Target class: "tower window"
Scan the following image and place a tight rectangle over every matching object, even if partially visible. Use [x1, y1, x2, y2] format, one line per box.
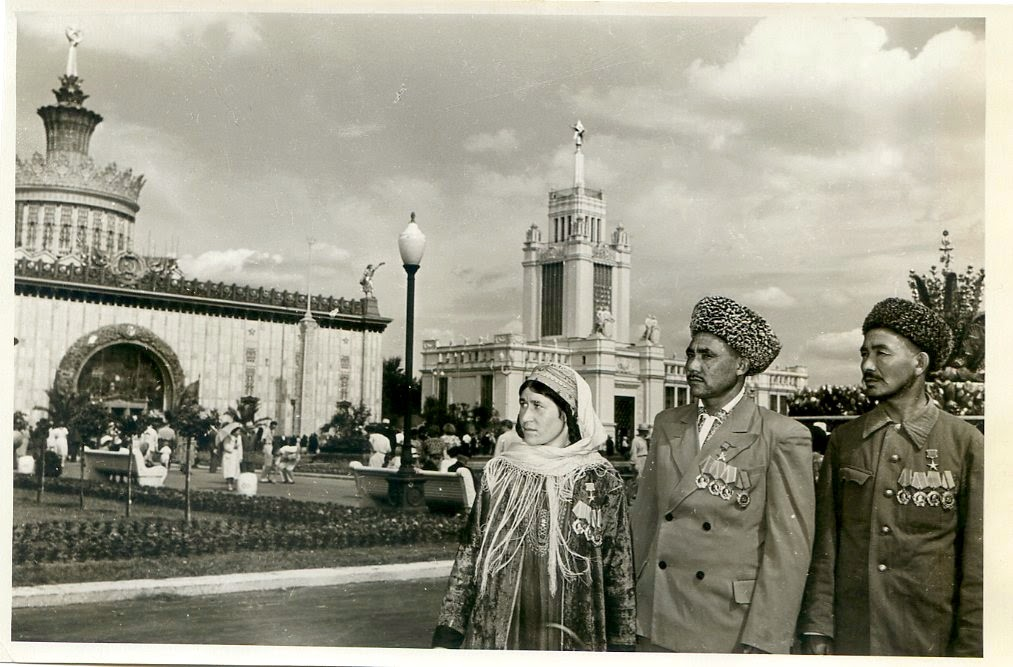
[42, 206, 55, 249]
[26, 205, 38, 247]
[15, 203, 23, 247]
[593, 263, 613, 312]
[541, 262, 563, 337]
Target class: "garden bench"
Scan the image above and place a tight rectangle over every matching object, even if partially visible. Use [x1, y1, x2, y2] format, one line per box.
[348, 462, 476, 512]
[82, 446, 168, 487]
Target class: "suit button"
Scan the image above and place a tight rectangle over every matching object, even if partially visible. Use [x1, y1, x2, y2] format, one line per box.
[878, 564, 888, 572]
[884, 489, 894, 498]
[658, 561, 667, 570]
[695, 571, 705, 580]
[702, 522, 711, 531]
[664, 513, 674, 521]
[889, 454, 900, 463]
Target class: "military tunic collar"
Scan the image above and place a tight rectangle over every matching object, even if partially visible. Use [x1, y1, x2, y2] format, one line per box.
[861, 397, 939, 450]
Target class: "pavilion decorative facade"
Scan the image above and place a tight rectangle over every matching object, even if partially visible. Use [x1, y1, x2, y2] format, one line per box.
[13, 34, 388, 435]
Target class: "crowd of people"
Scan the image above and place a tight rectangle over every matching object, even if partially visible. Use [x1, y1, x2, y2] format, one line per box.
[429, 295, 982, 657]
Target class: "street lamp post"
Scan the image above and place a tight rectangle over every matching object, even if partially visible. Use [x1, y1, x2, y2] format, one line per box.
[388, 212, 428, 511]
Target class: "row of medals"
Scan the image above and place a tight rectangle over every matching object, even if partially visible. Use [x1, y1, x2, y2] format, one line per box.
[695, 451, 751, 508]
[896, 448, 956, 510]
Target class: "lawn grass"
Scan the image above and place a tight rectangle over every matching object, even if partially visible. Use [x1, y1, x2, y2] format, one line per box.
[13, 488, 462, 587]
[13, 542, 461, 587]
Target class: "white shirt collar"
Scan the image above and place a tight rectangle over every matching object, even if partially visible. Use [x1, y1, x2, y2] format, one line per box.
[697, 384, 746, 417]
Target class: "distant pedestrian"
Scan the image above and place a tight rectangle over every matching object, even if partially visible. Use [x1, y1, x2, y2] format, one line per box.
[420, 425, 446, 471]
[260, 420, 278, 483]
[219, 422, 243, 492]
[630, 425, 650, 475]
[368, 426, 392, 467]
[277, 441, 301, 484]
[493, 420, 523, 457]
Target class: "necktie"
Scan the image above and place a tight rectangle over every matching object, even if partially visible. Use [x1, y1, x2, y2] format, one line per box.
[697, 407, 728, 449]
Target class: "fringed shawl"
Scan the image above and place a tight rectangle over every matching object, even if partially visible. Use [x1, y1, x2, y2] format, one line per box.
[474, 366, 608, 596]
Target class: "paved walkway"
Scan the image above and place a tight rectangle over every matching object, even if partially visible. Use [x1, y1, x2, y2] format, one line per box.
[13, 560, 454, 608]
[11, 575, 448, 647]
[160, 465, 361, 506]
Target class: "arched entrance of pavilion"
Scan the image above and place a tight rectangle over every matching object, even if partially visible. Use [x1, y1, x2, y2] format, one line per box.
[55, 323, 186, 415]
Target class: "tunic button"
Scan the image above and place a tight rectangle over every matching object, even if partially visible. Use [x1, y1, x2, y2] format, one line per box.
[881, 525, 891, 534]
[695, 571, 705, 580]
[658, 561, 667, 570]
[889, 454, 900, 463]
[878, 564, 888, 572]
[702, 522, 712, 531]
[884, 489, 895, 498]
[664, 513, 674, 521]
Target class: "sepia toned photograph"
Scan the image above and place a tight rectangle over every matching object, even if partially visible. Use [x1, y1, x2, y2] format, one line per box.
[4, 1, 1007, 664]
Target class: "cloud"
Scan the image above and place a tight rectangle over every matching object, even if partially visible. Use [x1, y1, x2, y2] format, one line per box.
[19, 13, 265, 58]
[312, 242, 353, 264]
[741, 287, 797, 309]
[805, 328, 864, 360]
[685, 18, 984, 147]
[464, 128, 519, 154]
[178, 248, 290, 283]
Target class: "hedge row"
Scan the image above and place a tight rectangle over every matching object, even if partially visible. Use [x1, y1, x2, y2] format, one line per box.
[13, 513, 463, 564]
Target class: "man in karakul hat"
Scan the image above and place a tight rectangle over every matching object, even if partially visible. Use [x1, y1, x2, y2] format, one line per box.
[798, 298, 982, 657]
[631, 296, 815, 653]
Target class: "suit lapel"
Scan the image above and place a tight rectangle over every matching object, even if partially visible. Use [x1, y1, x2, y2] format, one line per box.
[663, 398, 759, 514]
[699, 399, 758, 465]
[667, 409, 698, 480]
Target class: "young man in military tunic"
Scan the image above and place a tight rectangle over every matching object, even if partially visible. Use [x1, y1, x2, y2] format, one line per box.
[799, 298, 983, 656]
[631, 296, 815, 653]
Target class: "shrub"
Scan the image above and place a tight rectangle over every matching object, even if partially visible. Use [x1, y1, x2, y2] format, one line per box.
[13, 477, 466, 564]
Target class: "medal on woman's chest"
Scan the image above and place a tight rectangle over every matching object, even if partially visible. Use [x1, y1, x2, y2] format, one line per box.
[571, 482, 604, 546]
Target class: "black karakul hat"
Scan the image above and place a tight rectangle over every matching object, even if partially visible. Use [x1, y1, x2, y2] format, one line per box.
[690, 296, 781, 375]
[862, 298, 953, 371]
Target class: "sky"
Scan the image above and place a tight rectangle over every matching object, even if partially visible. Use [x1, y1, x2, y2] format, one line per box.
[13, 8, 986, 387]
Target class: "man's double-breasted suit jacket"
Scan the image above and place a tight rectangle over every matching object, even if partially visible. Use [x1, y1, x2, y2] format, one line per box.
[630, 399, 815, 653]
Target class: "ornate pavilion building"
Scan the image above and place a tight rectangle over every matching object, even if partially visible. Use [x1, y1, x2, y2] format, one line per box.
[14, 36, 388, 435]
[419, 126, 808, 442]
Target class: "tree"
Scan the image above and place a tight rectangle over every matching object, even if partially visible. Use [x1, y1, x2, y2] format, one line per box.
[323, 401, 371, 440]
[908, 230, 985, 380]
[36, 379, 108, 459]
[381, 356, 422, 421]
[236, 395, 261, 424]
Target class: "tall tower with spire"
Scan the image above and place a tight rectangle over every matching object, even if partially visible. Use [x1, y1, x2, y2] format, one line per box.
[15, 28, 145, 263]
[522, 122, 632, 342]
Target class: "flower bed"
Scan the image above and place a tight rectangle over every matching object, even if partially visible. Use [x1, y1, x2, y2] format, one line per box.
[13, 477, 466, 564]
[14, 514, 463, 564]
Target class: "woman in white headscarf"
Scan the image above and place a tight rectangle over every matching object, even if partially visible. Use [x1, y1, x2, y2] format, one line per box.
[433, 362, 636, 651]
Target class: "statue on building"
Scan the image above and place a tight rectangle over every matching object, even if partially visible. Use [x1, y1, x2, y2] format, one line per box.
[65, 27, 82, 78]
[592, 305, 614, 338]
[641, 313, 661, 345]
[572, 119, 585, 148]
[359, 262, 385, 298]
